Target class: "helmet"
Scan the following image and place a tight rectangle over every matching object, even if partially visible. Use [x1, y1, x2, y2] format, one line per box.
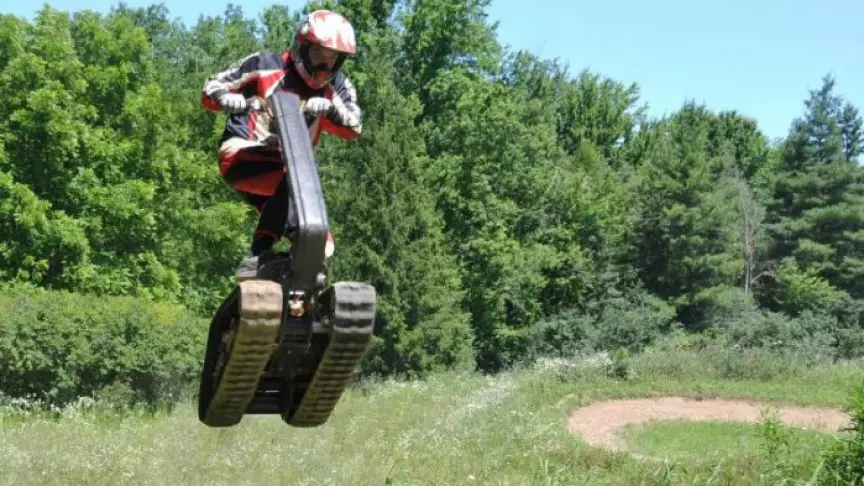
[291, 10, 357, 89]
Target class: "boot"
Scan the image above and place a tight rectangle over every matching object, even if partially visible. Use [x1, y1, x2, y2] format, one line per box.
[235, 253, 259, 281]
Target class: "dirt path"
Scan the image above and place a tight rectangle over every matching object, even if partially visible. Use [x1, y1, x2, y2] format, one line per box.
[566, 396, 851, 452]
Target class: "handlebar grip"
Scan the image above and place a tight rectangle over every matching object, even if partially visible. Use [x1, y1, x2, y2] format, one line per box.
[247, 97, 263, 112]
[247, 96, 306, 114]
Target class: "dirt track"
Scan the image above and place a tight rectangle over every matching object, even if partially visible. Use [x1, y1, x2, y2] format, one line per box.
[566, 396, 851, 452]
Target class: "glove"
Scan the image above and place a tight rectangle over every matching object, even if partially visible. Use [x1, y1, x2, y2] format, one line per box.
[304, 97, 333, 116]
[218, 93, 248, 114]
[329, 95, 362, 130]
[334, 106, 361, 129]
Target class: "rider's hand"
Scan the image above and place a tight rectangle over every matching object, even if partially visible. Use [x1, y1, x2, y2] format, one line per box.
[304, 97, 333, 116]
[327, 94, 362, 130]
[218, 93, 248, 114]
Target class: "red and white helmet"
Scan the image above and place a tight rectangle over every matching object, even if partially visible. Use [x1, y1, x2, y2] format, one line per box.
[291, 10, 357, 89]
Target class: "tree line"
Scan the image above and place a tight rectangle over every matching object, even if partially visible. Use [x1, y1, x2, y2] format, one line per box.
[1, 0, 862, 377]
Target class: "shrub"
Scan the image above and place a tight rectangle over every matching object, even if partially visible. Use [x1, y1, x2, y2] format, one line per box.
[820, 381, 864, 485]
[523, 288, 676, 361]
[0, 287, 207, 409]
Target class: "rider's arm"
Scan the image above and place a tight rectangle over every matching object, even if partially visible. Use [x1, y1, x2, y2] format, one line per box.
[201, 51, 282, 111]
[321, 73, 362, 140]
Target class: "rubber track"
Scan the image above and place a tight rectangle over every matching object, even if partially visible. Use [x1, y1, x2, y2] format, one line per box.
[202, 280, 283, 427]
[286, 282, 376, 427]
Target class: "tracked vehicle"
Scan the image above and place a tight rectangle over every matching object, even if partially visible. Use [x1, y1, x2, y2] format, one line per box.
[197, 91, 377, 428]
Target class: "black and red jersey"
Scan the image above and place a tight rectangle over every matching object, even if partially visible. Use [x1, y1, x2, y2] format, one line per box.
[201, 50, 362, 147]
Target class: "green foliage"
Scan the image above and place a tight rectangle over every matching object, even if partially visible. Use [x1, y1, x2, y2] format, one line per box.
[0, 287, 205, 409]
[773, 258, 847, 315]
[0, 0, 862, 386]
[524, 287, 676, 362]
[820, 381, 864, 484]
[0, 171, 90, 286]
[762, 76, 864, 311]
[626, 104, 755, 324]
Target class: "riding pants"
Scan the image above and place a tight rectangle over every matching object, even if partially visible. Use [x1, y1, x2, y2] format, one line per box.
[218, 137, 334, 259]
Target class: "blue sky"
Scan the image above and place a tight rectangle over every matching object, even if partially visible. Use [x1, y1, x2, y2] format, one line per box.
[4, 0, 863, 140]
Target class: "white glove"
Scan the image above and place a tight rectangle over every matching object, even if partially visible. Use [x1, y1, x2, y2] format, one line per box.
[304, 97, 333, 116]
[218, 93, 248, 113]
[335, 106, 361, 129]
[329, 95, 362, 129]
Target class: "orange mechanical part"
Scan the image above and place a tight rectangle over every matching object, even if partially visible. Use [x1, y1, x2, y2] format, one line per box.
[289, 296, 305, 317]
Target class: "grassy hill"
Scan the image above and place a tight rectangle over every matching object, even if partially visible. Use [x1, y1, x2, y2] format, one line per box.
[2, 336, 862, 485]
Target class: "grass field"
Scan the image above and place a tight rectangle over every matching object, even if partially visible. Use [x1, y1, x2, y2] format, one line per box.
[2, 344, 863, 485]
[618, 419, 833, 464]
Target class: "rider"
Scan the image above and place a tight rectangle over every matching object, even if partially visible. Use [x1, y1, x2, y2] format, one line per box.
[200, 9, 362, 281]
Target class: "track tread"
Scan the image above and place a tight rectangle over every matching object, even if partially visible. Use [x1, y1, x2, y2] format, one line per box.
[285, 281, 376, 427]
[202, 280, 283, 427]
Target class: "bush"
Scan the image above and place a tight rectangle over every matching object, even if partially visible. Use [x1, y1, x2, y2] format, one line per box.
[523, 309, 599, 360]
[523, 288, 676, 361]
[692, 285, 760, 330]
[820, 381, 864, 485]
[0, 288, 207, 409]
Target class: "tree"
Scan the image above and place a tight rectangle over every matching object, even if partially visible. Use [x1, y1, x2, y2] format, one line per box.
[626, 102, 745, 324]
[762, 75, 864, 309]
[731, 169, 766, 294]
